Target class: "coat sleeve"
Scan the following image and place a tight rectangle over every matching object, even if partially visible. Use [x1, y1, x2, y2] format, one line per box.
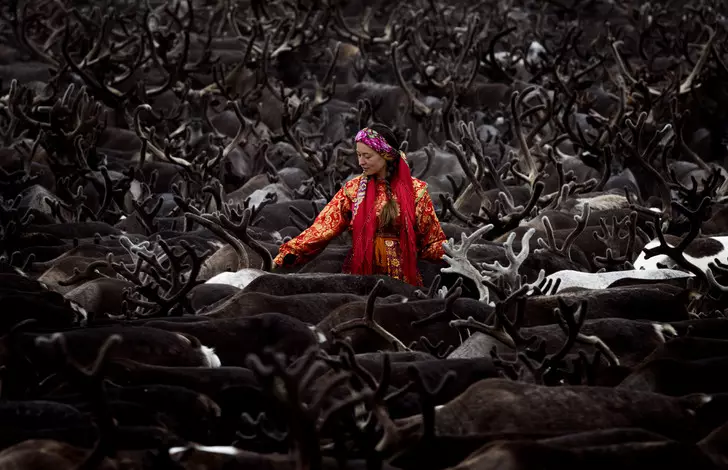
[414, 185, 447, 261]
[273, 187, 353, 266]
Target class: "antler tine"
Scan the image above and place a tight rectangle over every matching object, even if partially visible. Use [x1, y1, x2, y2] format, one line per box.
[290, 346, 331, 388]
[239, 412, 289, 442]
[57, 259, 112, 286]
[361, 279, 411, 351]
[560, 202, 591, 260]
[410, 286, 462, 328]
[427, 274, 442, 298]
[245, 353, 276, 380]
[639, 196, 711, 279]
[391, 41, 432, 117]
[547, 299, 588, 366]
[334, 340, 378, 391]
[536, 203, 590, 261]
[371, 380, 402, 453]
[439, 194, 477, 227]
[413, 273, 442, 299]
[36, 333, 122, 378]
[184, 212, 250, 269]
[494, 286, 536, 341]
[132, 104, 169, 162]
[222, 100, 247, 158]
[223, 207, 273, 271]
[515, 299, 588, 384]
[308, 369, 355, 418]
[412, 336, 454, 358]
[405, 365, 457, 441]
[157, 241, 209, 312]
[623, 211, 639, 262]
[678, 25, 717, 94]
[444, 277, 464, 297]
[84, 334, 123, 378]
[331, 279, 411, 352]
[560, 299, 620, 366]
[481, 227, 536, 290]
[593, 214, 619, 247]
[450, 315, 517, 349]
[445, 138, 485, 205]
[706, 265, 728, 293]
[509, 89, 539, 186]
[371, 353, 393, 403]
[441, 224, 494, 302]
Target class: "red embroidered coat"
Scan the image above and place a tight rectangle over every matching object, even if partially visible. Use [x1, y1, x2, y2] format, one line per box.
[273, 175, 447, 284]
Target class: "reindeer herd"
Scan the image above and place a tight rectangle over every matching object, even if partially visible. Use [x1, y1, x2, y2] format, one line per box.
[1, 0, 728, 468]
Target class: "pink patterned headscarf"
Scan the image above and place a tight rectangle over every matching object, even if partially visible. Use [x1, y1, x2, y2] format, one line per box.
[355, 127, 405, 161]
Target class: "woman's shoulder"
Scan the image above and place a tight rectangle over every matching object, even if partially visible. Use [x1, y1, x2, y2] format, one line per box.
[411, 177, 429, 202]
[341, 174, 366, 200]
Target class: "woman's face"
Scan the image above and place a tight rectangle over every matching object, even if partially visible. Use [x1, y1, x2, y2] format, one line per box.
[356, 142, 387, 178]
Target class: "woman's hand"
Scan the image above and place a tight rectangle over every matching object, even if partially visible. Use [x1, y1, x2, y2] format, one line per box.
[272, 254, 296, 271]
[282, 253, 297, 266]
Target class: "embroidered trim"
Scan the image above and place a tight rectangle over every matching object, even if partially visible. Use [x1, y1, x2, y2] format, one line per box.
[351, 175, 368, 219]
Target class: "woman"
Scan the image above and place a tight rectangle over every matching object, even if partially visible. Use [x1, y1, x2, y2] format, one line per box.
[272, 124, 447, 286]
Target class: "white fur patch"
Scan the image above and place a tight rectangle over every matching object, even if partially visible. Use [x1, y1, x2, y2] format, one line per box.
[307, 325, 327, 344]
[526, 40, 546, 65]
[354, 403, 368, 429]
[200, 345, 222, 367]
[574, 194, 627, 211]
[651, 323, 678, 343]
[208, 240, 225, 251]
[634, 236, 728, 273]
[205, 268, 267, 289]
[698, 395, 713, 405]
[129, 180, 143, 201]
[543, 269, 692, 293]
[169, 445, 239, 457]
[69, 301, 88, 325]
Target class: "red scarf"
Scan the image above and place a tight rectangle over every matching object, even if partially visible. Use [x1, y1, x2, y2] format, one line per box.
[345, 157, 419, 285]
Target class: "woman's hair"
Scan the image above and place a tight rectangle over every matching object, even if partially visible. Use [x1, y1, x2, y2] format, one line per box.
[366, 123, 402, 229]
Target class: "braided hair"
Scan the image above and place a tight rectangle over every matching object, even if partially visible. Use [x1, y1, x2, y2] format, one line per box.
[367, 123, 402, 229]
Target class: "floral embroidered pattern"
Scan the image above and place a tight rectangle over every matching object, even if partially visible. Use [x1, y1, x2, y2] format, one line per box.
[351, 174, 368, 219]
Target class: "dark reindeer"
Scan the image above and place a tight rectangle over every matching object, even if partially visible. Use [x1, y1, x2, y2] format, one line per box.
[0, 0, 728, 468]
